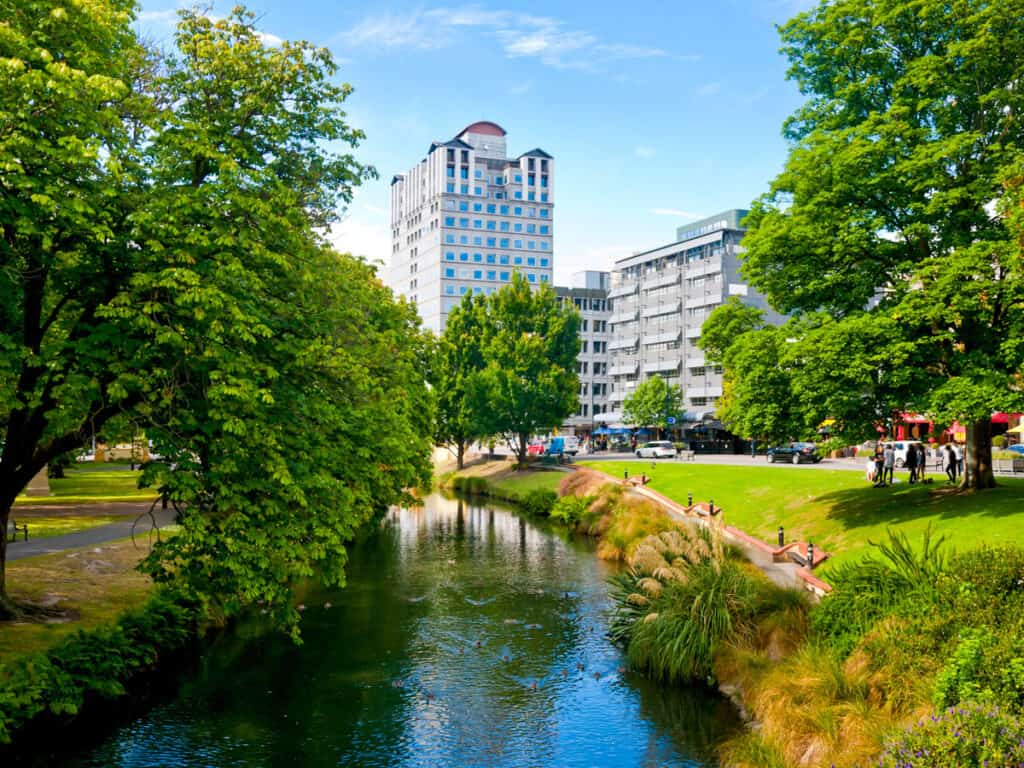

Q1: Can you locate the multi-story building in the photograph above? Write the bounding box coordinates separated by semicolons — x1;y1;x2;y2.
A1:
602;210;784;437
389;121;555;333
556;271;612;437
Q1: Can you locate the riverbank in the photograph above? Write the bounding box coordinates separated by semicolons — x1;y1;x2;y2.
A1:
460;463;1024;767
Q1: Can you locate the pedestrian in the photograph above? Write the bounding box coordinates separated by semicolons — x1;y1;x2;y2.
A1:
917;444;927;481
883;443;895;485
943;444;956;483
873;451;885;486
953;442;964;478
906;443;918;484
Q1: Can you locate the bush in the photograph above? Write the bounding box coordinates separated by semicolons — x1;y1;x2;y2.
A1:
992;435;1007;448
549;494;592;526
878;705;1024;767
993;449;1023;460
519;488;557;517
449;475;489;495
0;588;205;744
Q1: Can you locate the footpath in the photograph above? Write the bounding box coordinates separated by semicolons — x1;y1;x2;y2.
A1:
7;502;175;562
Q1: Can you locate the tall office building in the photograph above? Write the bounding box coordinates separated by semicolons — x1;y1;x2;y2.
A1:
389;121;555;333
555;271;612;436
603;210;785;432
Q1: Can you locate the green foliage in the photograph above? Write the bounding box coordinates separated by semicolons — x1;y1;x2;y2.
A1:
0;588;205;744
622;376;682;431
878;705;1024;768
697;296;764;366
449;476;489;495
0;2;431;625
736;0;1024;487
812;528;946;656
433;294;487;468
518;489;557;518
993;435;1007;448
549;494;593;526
470;274;580;465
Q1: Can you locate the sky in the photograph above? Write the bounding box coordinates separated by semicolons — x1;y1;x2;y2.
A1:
136;0;816;284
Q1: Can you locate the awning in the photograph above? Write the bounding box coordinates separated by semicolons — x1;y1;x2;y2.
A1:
593;427;612;435
682;409;715;422
1007;424;1024;434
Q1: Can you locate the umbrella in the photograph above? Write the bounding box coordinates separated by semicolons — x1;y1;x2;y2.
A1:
1008;424;1024;434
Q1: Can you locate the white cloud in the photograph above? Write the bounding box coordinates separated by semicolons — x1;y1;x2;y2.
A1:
341;13;450;50
340;6;698;73
634;146;656;159
363;203;387;216
651;208;701;218
696;82;721;96
329;211;390;266
137;8;178;24
508;81;532;95
256;30;283;47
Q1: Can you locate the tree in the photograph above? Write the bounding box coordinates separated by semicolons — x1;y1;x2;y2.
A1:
622;376;682;438
698;296;764;366
433;293;487;469
0;2;431;623
739;0;1024;489
471;274;580;467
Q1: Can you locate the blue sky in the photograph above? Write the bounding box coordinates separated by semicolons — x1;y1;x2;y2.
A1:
136;0;815;283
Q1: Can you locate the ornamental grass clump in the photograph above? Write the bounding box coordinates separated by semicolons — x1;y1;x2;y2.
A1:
878;705;1024;768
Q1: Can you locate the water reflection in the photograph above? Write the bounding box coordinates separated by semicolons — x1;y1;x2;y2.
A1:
53;494;740;767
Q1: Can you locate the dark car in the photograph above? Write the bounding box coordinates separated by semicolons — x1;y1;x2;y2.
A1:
767;442;822;464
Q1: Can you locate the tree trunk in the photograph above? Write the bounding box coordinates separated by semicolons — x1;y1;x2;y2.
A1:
516;432;528;468
456;439;466;470
963;420;996;490
0;499;17;619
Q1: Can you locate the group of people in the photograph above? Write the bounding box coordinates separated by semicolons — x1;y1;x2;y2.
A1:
866;441;964;487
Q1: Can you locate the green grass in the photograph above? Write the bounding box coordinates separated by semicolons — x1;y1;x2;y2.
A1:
14;469;158;505
489;470;563;497
580;461;1024;569
7;514;123;539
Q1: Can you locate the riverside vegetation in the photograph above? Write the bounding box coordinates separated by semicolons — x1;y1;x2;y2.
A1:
459;466;1024;767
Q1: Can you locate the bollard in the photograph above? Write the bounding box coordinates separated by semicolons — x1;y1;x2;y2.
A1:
807;541;815;569
708;499;714;515
624;469;629;480
687;492;693;507
778;526;784;547
641;473;647;485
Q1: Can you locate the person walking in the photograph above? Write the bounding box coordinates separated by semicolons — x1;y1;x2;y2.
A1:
916;443;927;482
953;442;964;479
873;450;886;486
883;443;895;485
906;443;918;484
943;444;956;483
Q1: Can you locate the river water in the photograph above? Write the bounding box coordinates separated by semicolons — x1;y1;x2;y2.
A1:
56;494;740;767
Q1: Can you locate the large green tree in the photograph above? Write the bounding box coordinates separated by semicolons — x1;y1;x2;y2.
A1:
740;0;1024;488
433;293;486;469
472;274;580;467
622;376;682;438
0;2;431;622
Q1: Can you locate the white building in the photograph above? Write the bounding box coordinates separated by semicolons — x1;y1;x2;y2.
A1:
556;271;611;436
603;210;785;437
389;121;554;333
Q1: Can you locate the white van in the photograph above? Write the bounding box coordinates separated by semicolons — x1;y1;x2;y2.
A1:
563;436;580;456
884;440;923;467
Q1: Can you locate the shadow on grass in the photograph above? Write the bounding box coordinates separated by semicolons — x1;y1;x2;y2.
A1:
815;477;1024;532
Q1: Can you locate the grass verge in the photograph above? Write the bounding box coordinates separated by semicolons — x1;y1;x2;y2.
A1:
579;461;1024;567
15;470;158;506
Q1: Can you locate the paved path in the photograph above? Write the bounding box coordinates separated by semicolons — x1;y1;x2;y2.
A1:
7;503;176;561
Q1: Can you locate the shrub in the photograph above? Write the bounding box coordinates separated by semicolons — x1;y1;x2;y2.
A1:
0;588;205;744
878;705;1024;767
549;494;592;525
992;435;1006;448
993;449;1023;460
519;488;556;517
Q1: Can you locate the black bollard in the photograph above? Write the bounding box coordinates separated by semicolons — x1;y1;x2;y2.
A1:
641;473;647;485
623;469;629;480
778;526;784;547
687;492;693;507
807;541;815;569
708;499;714;515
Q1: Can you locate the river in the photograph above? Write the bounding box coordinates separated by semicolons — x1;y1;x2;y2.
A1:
53;494;741;767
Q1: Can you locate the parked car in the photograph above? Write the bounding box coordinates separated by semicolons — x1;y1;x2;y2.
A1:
75;450;95;462
527;441;545;456
768;442;821;464
882;440;923;468
636;441;678;459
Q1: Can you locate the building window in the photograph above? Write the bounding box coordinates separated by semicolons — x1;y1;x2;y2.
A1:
473;236;482;245
527;257;536;266
514;206;523;216
474;186;482;196
514;239;522;249
514;191;522;199
527;240;535;249
513;256;523;265
515;174;522;183
540;225;549;234
459;235;468;244
500;222;510;232
459;286;468;295
540;209;549;218
487;237;496;247
460;252;469;261
527;273;536;283
446;167;455;177
526;224;536;233
446;183;455;193
499;255;509;265
500;205;509;215
473;219;482;228
473;203;482;212
540;258;548;267
540;274;548;283
473;270;482;279
540;175;548;187
528;174;535;185
445;252;455;261
540;193;548;202
487;270;496;280
500;271;510;281
487;221;496;231
487;204;496;214
460;167;468;179
460;184;469;194
486;254;496;264
445;285;455;295
445;234;455;243
473;253;482;262
459;201;469;211
445;268;455;277
500;238;509;248
474;169;483;179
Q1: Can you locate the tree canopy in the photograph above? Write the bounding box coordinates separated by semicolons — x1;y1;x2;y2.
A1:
0;2;432;624
622;376;682;435
736;0;1024;487
433;293;487;469
470;274;580;466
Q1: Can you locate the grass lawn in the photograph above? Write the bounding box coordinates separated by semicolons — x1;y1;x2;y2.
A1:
14;469;158;506
489;470;563;496
0;538;153;663
580;461;1024;569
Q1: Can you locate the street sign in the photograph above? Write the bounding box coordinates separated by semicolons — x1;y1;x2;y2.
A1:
666;417;676;425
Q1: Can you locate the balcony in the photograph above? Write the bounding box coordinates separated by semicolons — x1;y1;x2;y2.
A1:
642;301;682;319
643;271;680;290
643;359;680;374
609;362;639;377
608;283;638;299
609;335;639;351
609;310;639;324
685;295;720;310
644;330;681;346
685;327;703;340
